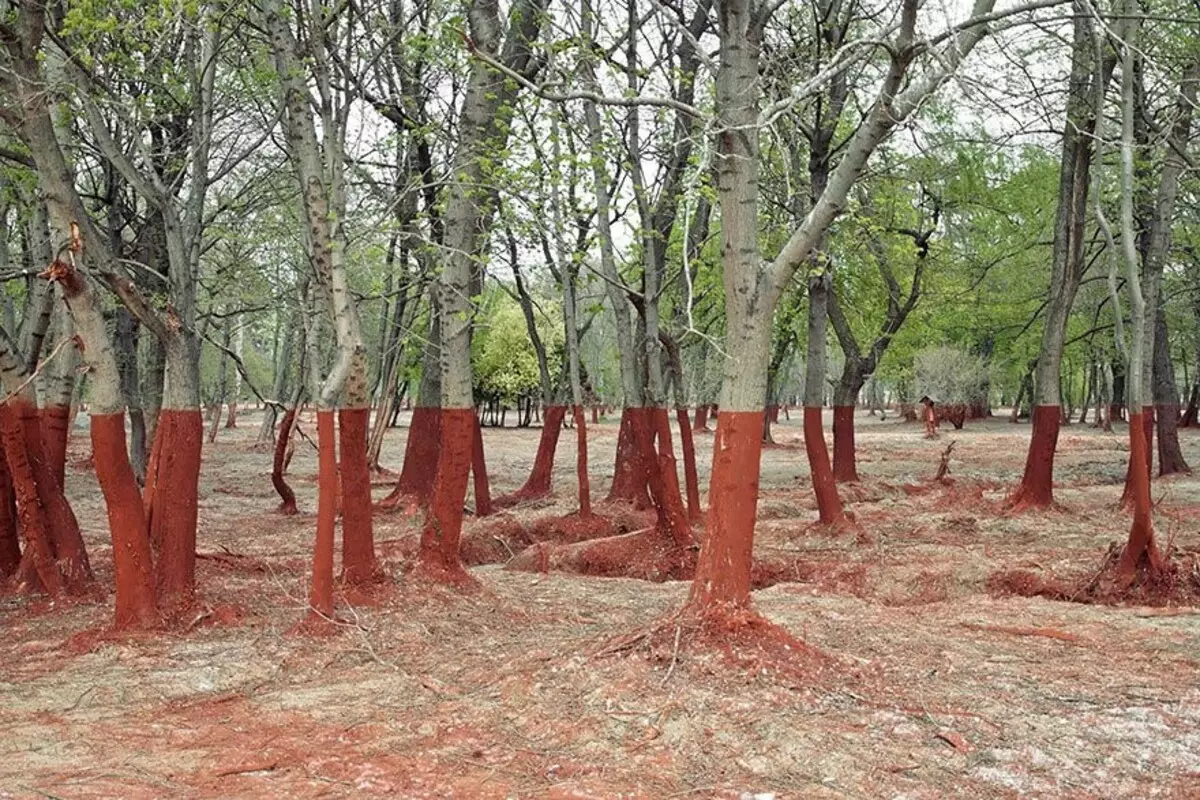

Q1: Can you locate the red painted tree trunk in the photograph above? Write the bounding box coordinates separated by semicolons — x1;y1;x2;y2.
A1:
1008;405;1061;511
686;411;760;610
573;405;592;516
831;405;858;483
146;409;202;613
272;408;298;515
1117;410;1164;579
225;402;238;428
494;404;564;507
338;408;379;584
378;406;441;510
676;408;702;521
416;408;475;586
693;404;709;432
645;407;692;547
591;406;599;424
15;400;91;591
39;404;71;489
0;456;17;579
471;414;493;517
1155;403;1190;476
803;407;847;526
1121;407;1155;507
91;413;159;629
607;408;651;507
310;411;336;619
0;406;61;596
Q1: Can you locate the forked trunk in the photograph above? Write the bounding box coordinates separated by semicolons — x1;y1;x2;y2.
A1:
272;403;299;515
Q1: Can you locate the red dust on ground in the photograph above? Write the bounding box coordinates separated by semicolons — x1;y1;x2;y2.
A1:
3;408;1200;797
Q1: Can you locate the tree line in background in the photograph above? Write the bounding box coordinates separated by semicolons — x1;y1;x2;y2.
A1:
0;0;1197;634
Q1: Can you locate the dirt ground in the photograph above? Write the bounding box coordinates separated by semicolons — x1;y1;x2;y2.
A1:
3;409;1200;799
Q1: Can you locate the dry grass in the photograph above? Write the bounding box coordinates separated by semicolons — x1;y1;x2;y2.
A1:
2;409;1200;797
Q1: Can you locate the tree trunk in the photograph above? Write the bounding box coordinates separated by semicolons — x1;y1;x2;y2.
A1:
207;312;232;444
803;272;847;525
1010;9;1101;511
1153;305;1189;475
416;0;546;585
258;299;299;446
379;311;441;509
226;315;242;428
686;0;769;613
494;405;565;507
5;29;158;626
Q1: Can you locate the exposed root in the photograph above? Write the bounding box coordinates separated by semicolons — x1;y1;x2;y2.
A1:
505;527;697;583
527;512;621;545
461;515;532;565
803;513;860;539
750;557;869;595
407;555;482;593
596;604;835;685
988;543;1200;607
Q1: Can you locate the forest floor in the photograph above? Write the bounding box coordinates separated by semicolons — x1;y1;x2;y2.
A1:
3;409;1200;799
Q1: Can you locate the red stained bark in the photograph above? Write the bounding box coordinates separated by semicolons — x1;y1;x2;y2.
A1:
607;408;651;507
18;402;90;591
416;407;476;586
803;406;847;526
767;405;780;423
693;404;710;432
338;408;379;584
1117;410;1164;580
0;405;61;596
1121;407;1155;508
676;408;701;521
40;404;71;489
142;416;164;517
378;406;441;510
471;414;493;517
0;455;17;579
91;413;159;629
272;408;298;515
686;410;762;611
1008;405;1062;511
310;411;336;618
591;406;599;425
494;405;564;507
645;407;692;547
573;405;592;517
832;405;858;483
1155;403;1190;477
225;402;237;428
146;409;202;613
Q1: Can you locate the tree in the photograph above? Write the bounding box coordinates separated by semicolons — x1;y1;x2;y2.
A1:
687;0;1007;617
265;0;382;620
